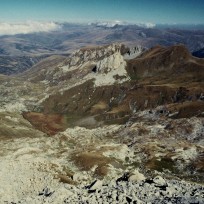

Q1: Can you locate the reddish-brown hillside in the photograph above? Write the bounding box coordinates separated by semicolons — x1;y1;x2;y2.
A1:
126;45;204;83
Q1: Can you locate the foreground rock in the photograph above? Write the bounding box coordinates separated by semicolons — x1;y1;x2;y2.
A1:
6;176;204;204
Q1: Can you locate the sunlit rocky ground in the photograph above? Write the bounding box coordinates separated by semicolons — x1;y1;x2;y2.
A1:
0;109;203;203
0;43;204;203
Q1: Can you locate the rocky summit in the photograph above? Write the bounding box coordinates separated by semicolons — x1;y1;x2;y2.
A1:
0;43;204;203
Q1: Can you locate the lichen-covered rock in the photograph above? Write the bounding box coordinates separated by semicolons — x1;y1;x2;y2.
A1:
129;170;146;182
153;176;167;186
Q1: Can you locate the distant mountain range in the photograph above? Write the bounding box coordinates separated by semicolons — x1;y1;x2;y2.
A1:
0;22;204;74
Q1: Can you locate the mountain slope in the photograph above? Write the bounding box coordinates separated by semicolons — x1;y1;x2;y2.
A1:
17;43;204;131
126;45;204;83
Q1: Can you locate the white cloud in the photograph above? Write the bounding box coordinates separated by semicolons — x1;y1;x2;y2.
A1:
90;20;156;28
0;21;62;35
91;20;126;28
135;22;156;28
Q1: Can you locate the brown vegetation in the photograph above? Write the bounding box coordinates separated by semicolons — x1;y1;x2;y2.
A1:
23;112;66;135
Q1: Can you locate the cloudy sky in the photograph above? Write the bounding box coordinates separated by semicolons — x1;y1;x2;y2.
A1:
0;0;203;35
0;0;204;24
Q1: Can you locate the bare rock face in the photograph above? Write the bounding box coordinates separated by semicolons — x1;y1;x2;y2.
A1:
22;43;131;88
123;45;146;60
153;176;166;186
64;43;124;67
89;180;103;190
93;51;128;86
128;170;146;182
97;50;126;73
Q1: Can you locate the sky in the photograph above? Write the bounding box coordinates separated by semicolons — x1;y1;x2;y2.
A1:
0;0;204;24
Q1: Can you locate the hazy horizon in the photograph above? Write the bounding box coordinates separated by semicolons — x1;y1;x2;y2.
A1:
0;0;204;24
0;0;204;36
